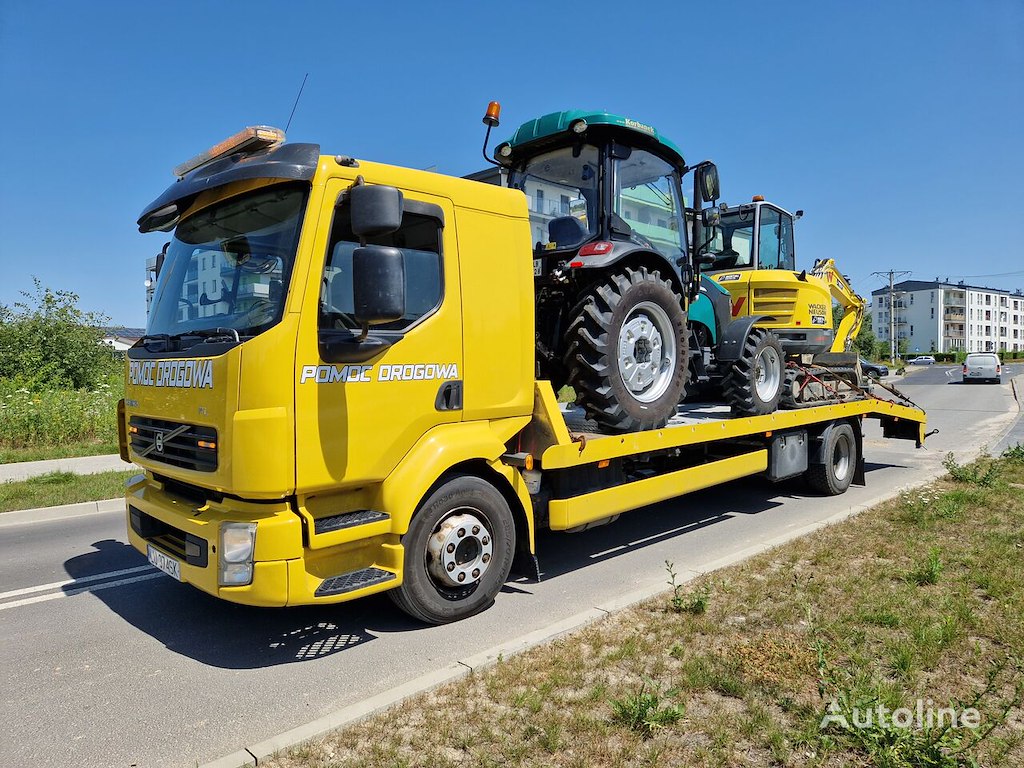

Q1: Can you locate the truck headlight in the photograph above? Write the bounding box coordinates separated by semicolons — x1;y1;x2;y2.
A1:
219;522;256;586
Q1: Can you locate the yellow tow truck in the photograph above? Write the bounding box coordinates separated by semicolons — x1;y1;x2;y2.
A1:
122;124;927;624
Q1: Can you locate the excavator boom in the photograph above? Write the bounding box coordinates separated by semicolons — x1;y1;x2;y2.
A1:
810;258;866;352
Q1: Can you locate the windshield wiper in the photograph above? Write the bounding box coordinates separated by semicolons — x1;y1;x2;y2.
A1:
170;327;241;344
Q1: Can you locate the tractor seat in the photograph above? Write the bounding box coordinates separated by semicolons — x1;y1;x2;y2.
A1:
548;216;588;249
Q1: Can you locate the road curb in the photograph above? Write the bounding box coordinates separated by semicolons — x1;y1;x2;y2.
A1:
0;497;123;527
0;454;134;483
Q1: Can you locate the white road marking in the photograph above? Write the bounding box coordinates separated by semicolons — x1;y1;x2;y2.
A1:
0;566;164;611
0;565;155;600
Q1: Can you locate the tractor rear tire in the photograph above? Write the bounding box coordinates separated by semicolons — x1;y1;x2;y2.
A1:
723;328;785;416
565;267;688;432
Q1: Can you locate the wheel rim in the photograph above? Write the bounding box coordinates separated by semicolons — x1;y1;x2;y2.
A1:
832;433;852;480
426;509;493;589
753;346;782;401
617;301;677;403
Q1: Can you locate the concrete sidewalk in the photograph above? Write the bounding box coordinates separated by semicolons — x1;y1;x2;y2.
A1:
0;454;135;483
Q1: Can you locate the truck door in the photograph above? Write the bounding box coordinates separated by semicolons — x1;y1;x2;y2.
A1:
294;181;462;490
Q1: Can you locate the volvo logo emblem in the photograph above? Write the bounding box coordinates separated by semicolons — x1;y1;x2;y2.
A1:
154;432;164;453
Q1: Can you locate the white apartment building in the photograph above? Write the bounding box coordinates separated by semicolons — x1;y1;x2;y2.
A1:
871;280;1024;355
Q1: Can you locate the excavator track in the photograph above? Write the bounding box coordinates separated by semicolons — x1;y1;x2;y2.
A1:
781;363;866;409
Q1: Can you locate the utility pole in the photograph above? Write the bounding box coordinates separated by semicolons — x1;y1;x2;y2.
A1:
872;270;912;365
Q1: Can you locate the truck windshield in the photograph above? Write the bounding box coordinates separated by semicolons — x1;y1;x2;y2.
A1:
146;183;308;344
509;144;600;250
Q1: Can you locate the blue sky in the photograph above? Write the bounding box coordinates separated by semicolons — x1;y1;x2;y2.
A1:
1;0;1021;327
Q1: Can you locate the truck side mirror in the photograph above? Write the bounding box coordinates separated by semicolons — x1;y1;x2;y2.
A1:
350;184;403;237
352;245;406;326
698;164;720;203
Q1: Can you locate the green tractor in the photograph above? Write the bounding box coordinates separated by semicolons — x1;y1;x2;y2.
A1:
479;104;721;432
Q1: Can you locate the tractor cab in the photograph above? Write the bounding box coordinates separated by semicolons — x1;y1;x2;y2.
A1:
492;110;691;281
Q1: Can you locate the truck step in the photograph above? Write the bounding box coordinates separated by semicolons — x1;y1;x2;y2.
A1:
314;509;390;535
315;567;396;597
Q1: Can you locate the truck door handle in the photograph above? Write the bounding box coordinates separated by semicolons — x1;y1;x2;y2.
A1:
435;381;463;411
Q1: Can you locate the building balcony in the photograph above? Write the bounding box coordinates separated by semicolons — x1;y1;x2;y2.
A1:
944;310;965;321
944;331;965;340
529;199;573;217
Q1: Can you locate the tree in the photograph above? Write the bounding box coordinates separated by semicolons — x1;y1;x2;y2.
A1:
853;312;877;359
0;278;117;389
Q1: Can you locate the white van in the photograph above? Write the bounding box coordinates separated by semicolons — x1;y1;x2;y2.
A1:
962;353;1002;384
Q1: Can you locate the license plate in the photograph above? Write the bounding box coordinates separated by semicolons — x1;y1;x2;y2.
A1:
148;545;182;581
533;258;543;276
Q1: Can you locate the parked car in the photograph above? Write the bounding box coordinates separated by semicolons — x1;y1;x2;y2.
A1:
909;356;936;365
962;352;1002;384
860;358;890;379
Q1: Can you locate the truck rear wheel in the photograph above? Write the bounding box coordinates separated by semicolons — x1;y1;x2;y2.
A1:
389;475;515;624
805;422;857;495
565;267;687;432
723;328;785;416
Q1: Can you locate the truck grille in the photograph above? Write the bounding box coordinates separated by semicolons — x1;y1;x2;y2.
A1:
129;416;218;472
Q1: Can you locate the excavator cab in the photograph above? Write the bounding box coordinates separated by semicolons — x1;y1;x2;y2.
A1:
687;197;867;414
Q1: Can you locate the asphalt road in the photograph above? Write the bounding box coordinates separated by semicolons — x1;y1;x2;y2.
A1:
1;366;1019;768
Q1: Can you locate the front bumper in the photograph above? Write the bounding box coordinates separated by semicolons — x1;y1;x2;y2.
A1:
125;476;403;607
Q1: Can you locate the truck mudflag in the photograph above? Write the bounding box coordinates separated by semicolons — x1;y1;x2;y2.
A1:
129;359;214;389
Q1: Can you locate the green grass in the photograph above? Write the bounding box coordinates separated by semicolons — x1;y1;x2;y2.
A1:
0;470;135;513
0;378;121;457
259;451;1024;768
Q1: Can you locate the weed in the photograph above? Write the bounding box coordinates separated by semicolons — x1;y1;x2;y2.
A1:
665;560;710;614
1003;442;1024;463
609;681;684;737
818;652;1024;768
943;452;1001;487
907;547;943;586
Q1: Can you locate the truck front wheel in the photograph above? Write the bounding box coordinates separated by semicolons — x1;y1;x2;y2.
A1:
565;267;688;432
389;475;516;624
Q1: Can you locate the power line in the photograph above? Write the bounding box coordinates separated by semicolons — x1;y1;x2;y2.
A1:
941;270;1024;279
871;270;912;365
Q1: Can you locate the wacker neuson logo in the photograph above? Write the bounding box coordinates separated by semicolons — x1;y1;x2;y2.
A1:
129;359;214;389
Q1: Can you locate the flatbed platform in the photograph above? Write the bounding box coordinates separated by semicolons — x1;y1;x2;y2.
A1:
531;384;927;470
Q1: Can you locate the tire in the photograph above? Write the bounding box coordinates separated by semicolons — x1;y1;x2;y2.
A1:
389;475;515;625
722;328;785;416
564;266;688;432
805;422;857;495
780;367;800;409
